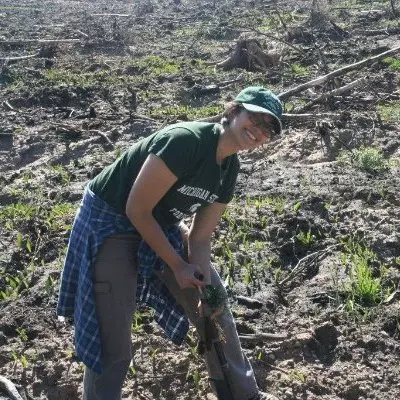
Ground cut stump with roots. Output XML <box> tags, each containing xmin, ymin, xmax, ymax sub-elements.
<box><xmin>215</xmin><ymin>39</ymin><xmax>281</xmax><ymax>72</ymax></box>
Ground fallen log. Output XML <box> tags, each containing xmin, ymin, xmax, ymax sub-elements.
<box><xmin>297</xmin><ymin>77</ymin><xmax>367</xmax><ymax>113</ymax></box>
<box><xmin>278</xmin><ymin>45</ymin><xmax>400</xmax><ymax>101</ymax></box>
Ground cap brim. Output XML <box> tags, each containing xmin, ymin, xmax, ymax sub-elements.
<box><xmin>241</xmin><ymin>103</ymin><xmax>282</xmax><ymax>134</ymax></box>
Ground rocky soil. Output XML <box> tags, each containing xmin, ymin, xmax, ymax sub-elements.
<box><xmin>0</xmin><ymin>0</ymin><xmax>400</xmax><ymax>399</ymax></box>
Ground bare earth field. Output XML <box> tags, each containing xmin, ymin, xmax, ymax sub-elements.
<box><xmin>0</xmin><ymin>0</ymin><xmax>400</xmax><ymax>399</ymax></box>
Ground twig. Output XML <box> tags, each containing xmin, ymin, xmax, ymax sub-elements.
<box><xmin>257</xmin><ymin>361</ymin><xmax>290</xmax><ymax>375</ymax></box>
<box><xmin>279</xmin><ymin>45</ymin><xmax>400</xmax><ymax>101</ymax></box>
<box><xmin>219</xmin><ymin>73</ymin><xmax>245</xmax><ymax>88</ymax></box>
<box><xmin>282</xmin><ymin>112</ymin><xmax>343</xmax><ymax>121</ymax></box>
<box><xmin>297</xmin><ymin>77</ymin><xmax>367</xmax><ymax>113</ymax></box>
<box><xmin>325</xmin><ymin>129</ymin><xmax>356</xmax><ymax>154</ymax></box>
<box><xmin>91</xmin><ymin>13</ymin><xmax>130</xmax><ymax>17</ymax></box>
<box><xmin>241</xmin><ymin>28</ymin><xmax>303</xmax><ymax>54</ymax></box>
<box><xmin>0</xmin><ymin>39</ymin><xmax>80</xmax><ymax>45</ymax></box>
<box><xmin>88</xmin><ymin>130</ymin><xmax>115</xmax><ymax>148</ymax></box>
<box><xmin>3</xmin><ymin>100</ymin><xmax>16</xmax><ymax>111</ymax></box>
<box><xmin>50</xmin><ymin>123</ymin><xmax>115</xmax><ymax>148</ymax></box>
<box><xmin>51</xmin><ymin>122</ymin><xmax>81</xmax><ymax>130</ymax></box>
<box><xmin>389</xmin><ymin>0</ymin><xmax>399</xmax><ymax>18</ymax></box>
<box><xmin>354</xmin><ymin>27</ymin><xmax>400</xmax><ymax>36</ymax></box>
<box><xmin>242</xmin><ymin>47</ymin><xmax>267</xmax><ymax>71</ymax></box>
<box><xmin>0</xmin><ymin>53</ymin><xmax>39</xmax><ymax>62</ymax></box>
<box><xmin>75</xmin><ymin>30</ymin><xmax>89</xmax><ymax>38</ymax></box>
<box><xmin>235</xmin><ymin>295</ymin><xmax>263</xmax><ymax>309</ymax></box>
<box><xmin>278</xmin><ymin>244</ymin><xmax>338</xmax><ymax>287</ymax></box>
<box><xmin>239</xmin><ymin>332</ymin><xmax>288</xmax><ymax>341</ymax></box>
<box><xmin>130</xmin><ymin>113</ymin><xmax>158</xmax><ymax>122</ymax></box>
<box><xmin>271</xmin><ymin>0</ymin><xmax>287</xmax><ymax>30</ymax></box>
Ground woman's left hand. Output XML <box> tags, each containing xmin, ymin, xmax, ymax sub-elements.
<box><xmin>173</xmin><ymin>261</ymin><xmax>205</xmax><ymax>290</ymax></box>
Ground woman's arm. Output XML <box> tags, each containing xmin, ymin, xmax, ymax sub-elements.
<box><xmin>126</xmin><ymin>154</ymin><xmax>204</xmax><ymax>289</ymax></box>
<box><xmin>188</xmin><ymin>202</ymin><xmax>227</xmax><ymax>285</ymax></box>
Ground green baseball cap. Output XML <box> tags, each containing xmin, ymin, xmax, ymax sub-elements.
<box><xmin>235</xmin><ymin>86</ymin><xmax>283</xmax><ymax>134</ymax></box>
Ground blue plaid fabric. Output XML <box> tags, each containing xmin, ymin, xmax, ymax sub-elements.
<box><xmin>57</xmin><ymin>187</ymin><xmax>189</xmax><ymax>373</ymax></box>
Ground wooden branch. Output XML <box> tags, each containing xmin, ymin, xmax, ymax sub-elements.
<box><xmin>272</xmin><ymin>0</ymin><xmax>288</xmax><ymax>31</ymax></box>
<box><xmin>195</xmin><ymin>114</ymin><xmax>221</xmax><ymax>123</ymax></box>
<box><xmin>219</xmin><ymin>73</ymin><xmax>245</xmax><ymax>88</ymax></box>
<box><xmin>3</xmin><ymin>100</ymin><xmax>17</xmax><ymax>111</ymax></box>
<box><xmin>50</xmin><ymin>123</ymin><xmax>115</xmax><ymax>148</ymax></box>
<box><xmin>240</xmin><ymin>28</ymin><xmax>302</xmax><ymax>54</ymax></box>
<box><xmin>91</xmin><ymin>13</ymin><xmax>130</xmax><ymax>17</ymax></box>
<box><xmin>258</xmin><ymin>362</ymin><xmax>290</xmax><ymax>375</ymax></box>
<box><xmin>282</xmin><ymin>112</ymin><xmax>343</xmax><ymax>121</ymax></box>
<box><xmin>278</xmin><ymin>244</ymin><xmax>338</xmax><ymax>287</ymax></box>
<box><xmin>297</xmin><ymin>77</ymin><xmax>366</xmax><ymax>113</ymax></box>
<box><xmin>353</xmin><ymin>27</ymin><xmax>400</xmax><ymax>36</ymax></box>
<box><xmin>197</xmin><ymin>111</ymin><xmax>345</xmax><ymax>125</ymax></box>
<box><xmin>0</xmin><ymin>53</ymin><xmax>39</xmax><ymax>61</ymax></box>
<box><xmin>390</xmin><ymin>0</ymin><xmax>399</xmax><ymax>17</ymax></box>
<box><xmin>0</xmin><ymin>39</ymin><xmax>80</xmax><ymax>45</ymax></box>
<box><xmin>51</xmin><ymin>122</ymin><xmax>80</xmax><ymax>130</ymax></box>
<box><xmin>235</xmin><ymin>295</ymin><xmax>263</xmax><ymax>309</ymax></box>
<box><xmin>0</xmin><ymin>376</ymin><xmax>24</xmax><ymax>400</ymax></box>
<box><xmin>75</xmin><ymin>30</ymin><xmax>89</xmax><ymax>38</ymax></box>
<box><xmin>131</xmin><ymin>113</ymin><xmax>157</xmax><ymax>122</ymax></box>
<box><xmin>239</xmin><ymin>332</ymin><xmax>288</xmax><ymax>341</ymax></box>
<box><xmin>88</xmin><ymin>130</ymin><xmax>115</xmax><ymax>148</ymax></box>
<box><xmin>278</xmin><ymin>45</ymin><xmax>400</xmax><ymax>101</ymax></box>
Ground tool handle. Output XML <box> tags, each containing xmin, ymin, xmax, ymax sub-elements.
<box><xmin>213</xmin><ymin>341</ymin><xmax>235</xmax><ymax>399</ymax></box>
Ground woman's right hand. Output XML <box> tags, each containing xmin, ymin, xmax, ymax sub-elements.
<box><xmin>173</xmin><ymin>262</ymin><xmax>205</xmax><ymax>290</ymax></box>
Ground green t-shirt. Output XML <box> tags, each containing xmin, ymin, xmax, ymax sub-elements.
<box><xmin>89</xmin><ymin>122</ymin><xmax>240</xmax><ymax>227</ymax></box>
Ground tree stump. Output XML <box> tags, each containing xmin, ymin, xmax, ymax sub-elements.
<box><xmin>215</xmin><ymin>39</ymin><xmax>281</xmax><ymax>72</ymax></box>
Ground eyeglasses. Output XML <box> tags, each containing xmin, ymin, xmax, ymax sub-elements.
<box><xmin>248</xmin><ymin>113</ymin><xmax>277</xmax><ymax>138</ymax></box>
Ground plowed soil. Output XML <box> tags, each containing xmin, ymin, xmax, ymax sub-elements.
<box><xmin>1</xmin><ymin>1</ymin><xmax>400</xmax><ymax>399</ymax></box>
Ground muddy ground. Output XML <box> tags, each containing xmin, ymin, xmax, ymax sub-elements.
<box><xmin>1</xmin><ymin>0</ymin><xmax>400</xmax><ymax>399</ymax></box>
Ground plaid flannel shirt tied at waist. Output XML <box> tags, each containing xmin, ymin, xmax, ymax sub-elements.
<box><xmin>57</xmin><ymin>187</ymin><xmax>189</xmax><ymax>373</ymax></box>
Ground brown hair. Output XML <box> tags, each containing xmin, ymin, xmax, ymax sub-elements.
<box><xmin>221</xmin><ymin>101</ymin><xmax>243</xmax><ymax>126</ymax></box>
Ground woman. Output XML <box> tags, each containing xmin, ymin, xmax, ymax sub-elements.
<box><xmin>57</xmin><ymin>86</ymin><xmax>283</xmax><ymax>400</ymax></box>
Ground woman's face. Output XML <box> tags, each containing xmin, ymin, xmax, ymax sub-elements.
<box><xmin>229</xmin><ymin>110</ymin><xmax>276</xmax><ymax>151</ymax></box>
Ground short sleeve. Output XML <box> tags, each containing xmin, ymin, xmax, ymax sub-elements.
<box><xmin>148</xmin><ymin>128</ymin><xmax>199</xmax><ymax>178</ymax></box>
<box><xmin>217</xmin><ymin>155</ymin><xmax>240</xmax><ymax>204</ymax></box>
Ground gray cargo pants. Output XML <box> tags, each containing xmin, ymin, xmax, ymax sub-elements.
<box><xmin>82</xmin><ymin>232</ymin><xmax>259</xmax><ymax>400</ymax></box>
